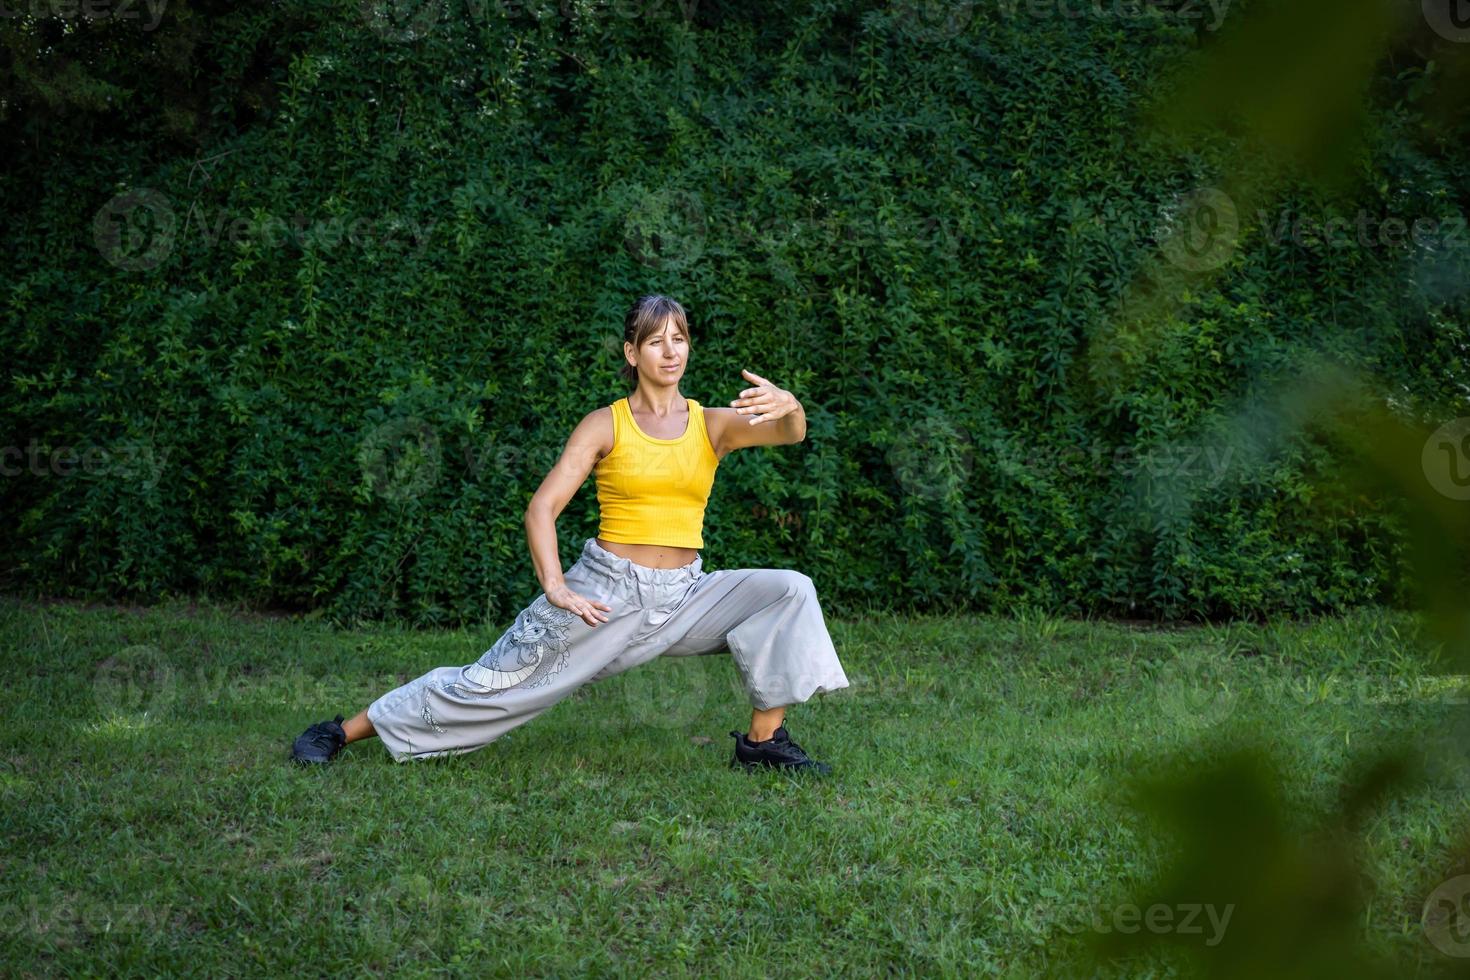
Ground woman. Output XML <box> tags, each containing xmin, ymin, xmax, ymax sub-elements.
<box><xmin>289</xmin><ymin>294</ymin><xmax>850</xmax><ymax>773</ymax></box>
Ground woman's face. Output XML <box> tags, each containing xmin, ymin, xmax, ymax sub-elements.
<box><xmin>627</xmin><ymin>317</ymin><xmax>688</xmax><ymax>383</ymax></box>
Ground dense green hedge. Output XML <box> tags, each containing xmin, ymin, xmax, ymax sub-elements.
<box><xmin>3</xmin><ymin>0</ymin><xmax>1468</xmax><ymax>625</ymax></box>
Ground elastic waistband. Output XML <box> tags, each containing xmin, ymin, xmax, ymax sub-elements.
<box><xmin>579</xmin><ymin>537</ymin><xmax>703</xmax><ymax>585</ymax></box>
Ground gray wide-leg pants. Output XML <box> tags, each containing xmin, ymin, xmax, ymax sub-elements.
<box><xmin>366</xmin><ymin>537</ymin><xmax>851</xmax><ymax>761</ymax></box>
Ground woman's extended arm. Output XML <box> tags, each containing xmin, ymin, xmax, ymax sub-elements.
<box><xmin>710</xmin><ymin>368</ymin><xmax>806</xmax><ymax>455</ymax></box>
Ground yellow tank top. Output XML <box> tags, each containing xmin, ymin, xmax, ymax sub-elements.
<box><xmin>594</xmin><ymin>396</ymin><xmax>720</xmax><ymax>549</ymax></box>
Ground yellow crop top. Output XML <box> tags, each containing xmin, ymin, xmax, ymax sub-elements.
<box><xmin>594</xmin><ymin>396</ymin><xmax>720</xmax><ymax>549</ymax></box>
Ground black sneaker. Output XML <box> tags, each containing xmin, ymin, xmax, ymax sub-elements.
<box><xmin>291</xmin><ymin>714</ymin><xmax>347</xmax><ymax>765</ymax></box>
<box><xmin>728</xmin><ymin>725</ymin><xmax>832</xmax><ymax>775</ymax></box>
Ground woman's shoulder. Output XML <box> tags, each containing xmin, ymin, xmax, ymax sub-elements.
<box><xmin>576</xmin><ymin>404</ymin><xmax>617</xmax><ymax>464</ymax></box>
<box><xmin>694</xmin><ymin>399</ymin><xmax>735</xmax><ymax>426</ymax></box>
<box><xmin>695</xmin><ymin>401</ymin><xmax>732</xmax><ymax>462</ymax></box>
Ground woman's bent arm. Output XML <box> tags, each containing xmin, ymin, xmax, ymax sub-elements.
<box><xmin>522</xmin><ymin>408</ymin><xmax>613</xmax><ymax>597</ymax></box>
<box><xmin>524</xmin><ymin>505</ymin><xmax>566</xmax><ymax>594</ymax></box>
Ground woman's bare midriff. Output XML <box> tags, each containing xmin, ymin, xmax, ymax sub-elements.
<box><xmin>595</xmin><ymin>537</ymin><xmax>698</xmax><ymax>570</ymax></box>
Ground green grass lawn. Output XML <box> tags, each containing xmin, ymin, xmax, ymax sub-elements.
<box><xmin>2</xmin><ymin>597</ymin><xmax>1467</xmax><ymax>977</ymax></box>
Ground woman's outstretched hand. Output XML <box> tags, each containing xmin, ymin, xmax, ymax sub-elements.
<box><xmin>545</xmin><ymin>584</ymin><xmax>612</xmax><ymax>627</ymax></box>
<box><xmin>730</xmin><ymin>368</ymin><xmax>798</xmax><ymax>425</ymax></box>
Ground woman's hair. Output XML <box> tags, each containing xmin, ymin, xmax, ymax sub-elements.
<box><xmin>620</xmin><ymin>294</ymin><xmax>691</xmax><ymax>388</ymax></box>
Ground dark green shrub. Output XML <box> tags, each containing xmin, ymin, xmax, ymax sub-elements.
<box><xmin>3</xmin><ymin>0</ymin><xmax>1466</xmax><ymax>624</ymax></box>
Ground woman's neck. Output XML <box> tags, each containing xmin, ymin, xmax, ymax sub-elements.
<box><xmin>628</xmin><ymin>388</ymin><xmax>684</xmax><ymax>415</ymax></box>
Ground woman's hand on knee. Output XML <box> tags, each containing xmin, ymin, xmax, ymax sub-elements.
<box><xmin>545</xmin><ymin>584</ymin><xmax>613</xmax><ymax>627</ymax></box>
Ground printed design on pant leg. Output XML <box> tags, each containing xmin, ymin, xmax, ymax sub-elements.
<box><xmin>421</xmin><ymin>688</ymin><xmax>447</xmax><ymax>734</ymax></box>
<box><xmin>455</xmin><ymin>594</ymin><xmax>578</xmax><ymax>697</ymax></box>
